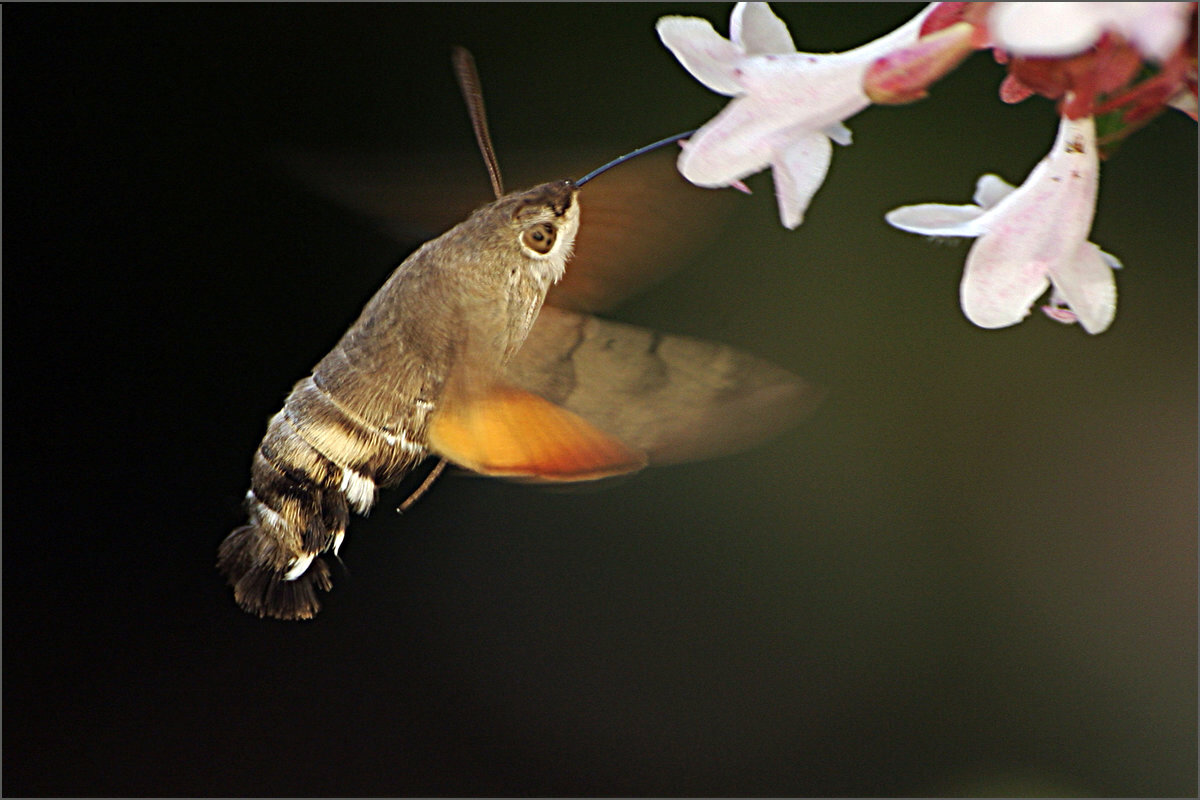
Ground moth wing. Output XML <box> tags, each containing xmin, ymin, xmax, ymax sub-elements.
<box><xmin>507</xmin><ymin>306</ymin><xmax>825</xmax><ymax>466</ymax></box>
<box><xmin>273</xmin><ymin>146</ymin><xmax>737</xmax><ymax>312</ymax></box>
<box><xmin>426</xmin><ymin>368</ymin><xmax>646</xmax><ymax>482</ymax></box>
<box><xmin>272</xmin><ymin>146</ymin><xmax>490</xmax><ymax>243</ymax></box>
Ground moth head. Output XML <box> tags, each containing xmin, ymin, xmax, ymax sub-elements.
<box><xmin>505</xmin><ymin>179</ymin><xmax>580</xmax><ymax>284</ymax></box>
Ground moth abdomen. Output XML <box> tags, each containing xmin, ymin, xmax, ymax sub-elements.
<box><xmin>218</xmin><ymin>378</ymin><xmax>427</xmax><ymax>620</ymax></box>
<box><xmin>217</xmin><ymin>420</ymin><xmax>349</xmax><ymax>619</ymax></box>
<box><xmin>217</xmin><ymin>523</ymin><xmax>334</xmax><ymax>621</ymax></box>
<box><xmin>286</xmin><ymin>375</ymin><xmax>428</xmax><ymax>487</ymax></box>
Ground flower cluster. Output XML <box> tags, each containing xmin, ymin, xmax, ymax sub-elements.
<box><xmin>657</xmin><ymin>2</ymin><xmax>1197</xmax><ymax>334</ymax></box>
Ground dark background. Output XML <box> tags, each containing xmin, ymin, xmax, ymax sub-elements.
<box><xmin>5</xmin><ymin>4</ymin><xmax>1195</xmax><ymax>796</ymax></box>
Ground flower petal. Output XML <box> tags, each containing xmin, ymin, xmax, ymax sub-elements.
<box><xmin>957</xmin><ymin>116</ymin><xmax>1101</xmax><ymax>329</ymax></box>
<box><xmin>959</xmin><ymin>236</ymin><xmax>1052</xmax><ymax>329</ymax></box>
<box><xmin>771</xmin><ymin>130</ymin><xmax>832</xmax><ymax>229</ymax></box>
<box><xmin>1046</xmin><ymin>241</ymin><xmax>1118</xmax><ymax>333</ymax></box>
<box><xmin>676</xmin><ymin>96</ymin><xmax>778</xmax><ymax>186</ymax></box>
<box><xmin>657</xmin><ymin>16</ymin><xmax>745</xmax><ymax>96</ymax></box>
<box><xmin>989</xmin><ymin>2</ymin><xmax>1106</xmax><ymax>58</ymax></box>
<box><xmin>972</xmin><ymin>174</ymin><xmax>1016</xmax><ymax>210</ymax></box>
<box><xmin>1119</xmin><ymin>2</ymin><xmax>1194</xmax><ymax>62</ymax></box>
<box><xmin>730</xmin><ymin>2</ymin><xmax>796</xmax><ymax>55</ymax></box>
<box><xmin>1098</xmin><ymin>248</ymin><xmax>1123</xmax><ymax>271</ymax></box>
<box><xmin>990</xmin><ymin>1</ymin><xmax>1193</xmax><ymax>62</ymax></box>
<box><xmin>662</xmin><ymin>2</ymin><xmax>939</xmax><ymax>228</ymax></box>
<box><xmin>983</xmin><ymin>115</ymin><xmax>1100</xmax><ymax>258</ymax></box>
<box><xmin>885</xmin><ymin>202</ymin><xmax>989</xmax><ymax>236</ymax></box>
<box><xmin>822</xmin><ymin>121</ymin><xmax>853</xmax><ymax>146</ymax></box>
<box><xmin>734</xmin><ymin>52</ymin><xmax>874</xmax><ymax>124</ymax></box>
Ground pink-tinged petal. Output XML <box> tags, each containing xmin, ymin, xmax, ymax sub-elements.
<box><xmin>662</xmin><ymin>2</ymin><xmax>938</xmax><ymax>227</ymax></box>
<box><xmin>888</xmin><ymin>111</ymin><xmax>1114</xmax><ymax>333</ymax></box>
<box><xmin>956</xmin><ymin>116</ymin><xmax>1102</xmax><ymax>329</ymax></box>
<box><xmin>730</xmin><ymin>2</ymin><xmax>796</xmax><ymax>55</ymax></box>
<box><xmin>959</xmin><ymin>236</ymin><xmax>1053</xmax><ymax>329</ymax></box>
<box><xmin>656</xmin><ymin>17</ymin><xmax>745</xmax><ymax>96</ymax></box>
<box><xmin>676</xmin><ymin>96</ymin><xmax>778</xmax><ymax>186</ymax></box>
<box><xmin>729</xmin><ymin>4</ymin><xmax>943</xmax><ymax>123</ymax></box>
<box><xmin>972</xmin><ymin>174</ymin><xmax>1016</xmax><ymax>210</ymax></box>
<box><xmin>771</xmin><ymin>130</ymin><xmax>832</xmax><ymax>229</ymax></box>
<box><xmin>733</xmin><ymin>53</ymin><xmax>875</xmax><ymax>129</ymax></box>
<box><xmin>969</xmin><ymin>115</ymin><xmax>1099</xmax><ymax>257</ymax></box>
<box><xmin>885</xmin><ymin>202</ymin><xmax>989</xmax><ymax>236</ymax></box>
<box><xmin>1046</xmin><ymin>241</ymin><xmax>1118</xmax><ymax>333</ymax></box>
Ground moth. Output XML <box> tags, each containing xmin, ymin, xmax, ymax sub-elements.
<box><xmin>219</xmin><ymin>50</ymin><xmax>822</xmax><ymax>620</ymax></box>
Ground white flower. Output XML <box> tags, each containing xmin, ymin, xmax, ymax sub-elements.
<box><xmin>989</xmin><ymin>2</ymin><xmax>1194</xmax><ymax>63</ymax></box>
<box><xmin>657</xmin><ymin>2</ymin><xmax>936</xmax><ymax>229</ymax></box>
<box><xmin>886</xmin><ymin>114</ymin><xmax>1120</xmax><ymax>334</ymax></box>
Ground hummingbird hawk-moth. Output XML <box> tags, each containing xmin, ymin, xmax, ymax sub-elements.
<box><xmin>218</xmin><ymin>49</ymin><xmax>822</xmax><ymax>620</ymax></box>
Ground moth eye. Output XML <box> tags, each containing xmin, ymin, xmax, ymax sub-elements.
<box><xmin>521</xmin><ymin>222</ymin><xmax>556</xmax><ymax>255</ymax></box>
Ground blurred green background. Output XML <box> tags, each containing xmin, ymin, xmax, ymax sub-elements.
<box><xmin>5</xmin><ymin>4</ymin><xmax>1195</xmax><ymax>796</ymax></box>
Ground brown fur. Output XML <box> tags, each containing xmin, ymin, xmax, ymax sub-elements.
<box><xmin>218</xmin><ymin>182</ymin><xmax>579</xmax><ymax>619</ymax></box>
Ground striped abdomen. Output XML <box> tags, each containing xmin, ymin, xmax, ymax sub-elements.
<box><xmin>218</xmin><ymin>179</ymin><xmax>580</xmax><ymax>620</ymax></box>
<box><xmin>217</xmin><ymin>369</ymin><xmax>430</xmax><ymax>620</ymax></box>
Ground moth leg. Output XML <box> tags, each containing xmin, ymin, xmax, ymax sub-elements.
<box><xmin>396</xmin><ymin>458</ymin><xmax>448</xmax><ymax>513</ymax></box>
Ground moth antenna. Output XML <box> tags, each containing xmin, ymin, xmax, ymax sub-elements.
<box><xmin>452</xmin><ymin>47</ymin><xmax>504</xmax><ymax>199</ymax></box>
<box><xmin>574</xmin><ymin>129</ymin><xmax>698</xmax><ymax>187</ymax></box>
<box><xmin>396</xmin><ymin>458</ymin><xmax>448</xmax><ymax>513</ymax></box>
